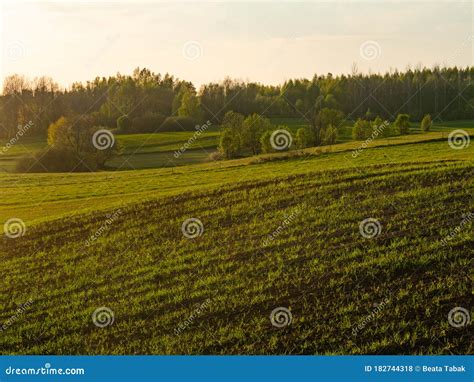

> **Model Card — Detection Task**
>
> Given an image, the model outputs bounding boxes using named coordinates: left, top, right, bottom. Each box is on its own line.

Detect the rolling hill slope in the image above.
left=1, top=131, right=472, bottom=225
left=0, top=136, right=472, bottom=355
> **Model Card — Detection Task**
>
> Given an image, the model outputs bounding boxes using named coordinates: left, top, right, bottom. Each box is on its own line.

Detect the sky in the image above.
left=1, top=1, right=472, bottom=90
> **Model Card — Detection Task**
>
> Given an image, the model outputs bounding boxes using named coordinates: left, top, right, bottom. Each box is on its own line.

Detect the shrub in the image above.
left=421, top=114, right=432, bottom=132
left=219, top=128, right=241, bottom=159
left=381, top=121, right=396, bottom=138
left=322, top=124, right=338, bottom=145
left=15, top=148, right=99, bottom=173
left=319, top=108, right=344, bottom=129
left=131, top=112, right=166, bottom=133
left=91, top=110, right=114, bottom=128
left=177, top=90, right=203, bottom=122
left=48, top=115, right=116, bottom=153
left=17, top=116, right=118, bottom=173
left=158, top=116, right=198, bottom=132
left=116, top=115, right=132, bottom=133
left=394, top=114, right=410, bottom=135
left=241, top=114, right=272, bottom=155
left=221, top=111, right=244, bottom=131
left=371, top=117, right=391, bottom=138
left=372, top=116, right=383, bottom=131
left=352, top=118, right=372, bottom=140
left=295, top=128, right=311, bottom=149
left=209, top=151, right=224, bottom=161
left=260, top=130, right=274, bottom=153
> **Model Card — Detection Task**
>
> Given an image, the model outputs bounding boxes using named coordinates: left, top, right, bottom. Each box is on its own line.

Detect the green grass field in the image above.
left=0, top=122, right=472, bottom=354
left=0, top=118, right=468, bottom=173
left=1, top=129, right=471, bottom=225
left=0, top=126, right=221, bottom=172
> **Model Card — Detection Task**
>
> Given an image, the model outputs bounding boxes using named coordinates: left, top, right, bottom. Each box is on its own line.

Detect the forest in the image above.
left=1, top=66, right=473, bottom=140
left=1, top=66, right=472, bottom=172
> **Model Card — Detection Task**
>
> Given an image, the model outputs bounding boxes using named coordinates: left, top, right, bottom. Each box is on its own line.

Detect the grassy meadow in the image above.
left=0, top=118, right=467, bottom=172
left=0, top=121, right=472, bottom=354
left=0, top=126, right=221, bottom=172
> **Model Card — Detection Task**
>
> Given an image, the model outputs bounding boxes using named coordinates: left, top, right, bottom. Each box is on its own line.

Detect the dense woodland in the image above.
left=0, top=66, right=472, bottom=172
left=1, top=66, right=473, bottom=140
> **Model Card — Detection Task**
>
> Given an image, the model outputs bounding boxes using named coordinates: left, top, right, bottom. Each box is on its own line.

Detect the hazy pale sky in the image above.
left=1, top=1, right=472, bottom=89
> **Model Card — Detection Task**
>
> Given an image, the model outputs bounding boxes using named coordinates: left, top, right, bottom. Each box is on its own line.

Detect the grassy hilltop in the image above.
left=0, top=123, right=472, bottom=355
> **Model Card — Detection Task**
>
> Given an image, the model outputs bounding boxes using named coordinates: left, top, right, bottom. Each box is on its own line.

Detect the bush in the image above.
left=15, top=148, right=99, bottom=173
left=177, top=90, right=203, bottom=122
left=371, top=117, right=392, bottom=138
left=241, top=114, right=272, bottom=155
left=219, top=128, right=241, bottom=159
left=221, top=111, right=244, bottom=131
left=421, top=114, right=432, bottom=132
left=394, top=114, right=410, bottom=135
left=372, top=116, right=383, bottom=131
left=17, top=116, right=118, bottom=173
left=322, top=124, right=338, bottom=145
left=116, top=115, right=132, bottom=133
left=295, top=128, right=311, bottom=149
left=260, top=130, right=274, bottom=153
left=91, top=110, right=114, bottom=128
left=352, top=118, right=372, bottom=140
left=158, top=116, right=199, bottom=132
left=381, top=121, right=396, bottom=138
left=48, top=115, right=97, bottom=149
left=319, top=108, right=344, bottom=129
left=209, top=151, right=223, bottom=161
left=131, top=112, right=166, bottom=133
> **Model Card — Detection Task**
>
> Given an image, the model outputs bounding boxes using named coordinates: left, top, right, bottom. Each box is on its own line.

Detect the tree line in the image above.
left=0, top=65, right=471, bottom=171
left=217, top=109, right=432, bottom=160
left=1, top=66, right=472, bottom=140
